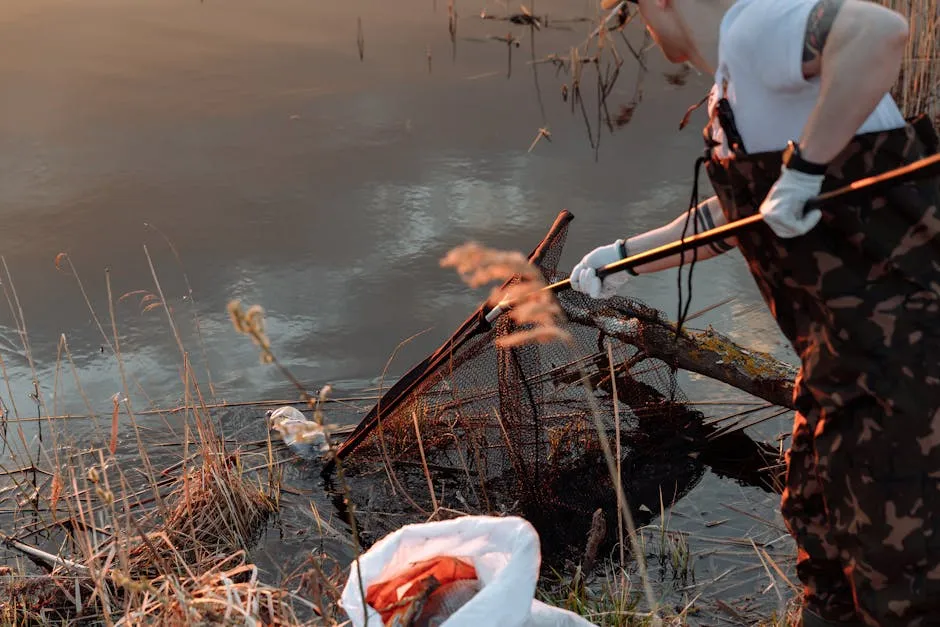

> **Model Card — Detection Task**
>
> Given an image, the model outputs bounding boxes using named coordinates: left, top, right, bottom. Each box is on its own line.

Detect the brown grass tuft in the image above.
left=124, top=452, right=277, bottom=578
left=118, top=553, right=303, bottom=626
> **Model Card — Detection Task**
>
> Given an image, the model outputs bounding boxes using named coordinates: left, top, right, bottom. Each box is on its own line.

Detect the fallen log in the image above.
left=563, top=300, right=797, bottom=410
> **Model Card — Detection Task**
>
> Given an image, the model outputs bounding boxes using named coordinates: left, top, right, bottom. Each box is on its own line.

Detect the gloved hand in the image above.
left=759, top=166, right=825, bottom=238
left=570, top=240, right=630, bottom=299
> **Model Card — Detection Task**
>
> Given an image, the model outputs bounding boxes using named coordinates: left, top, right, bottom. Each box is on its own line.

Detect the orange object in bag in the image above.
left=365, top=556, right=478, bottom=625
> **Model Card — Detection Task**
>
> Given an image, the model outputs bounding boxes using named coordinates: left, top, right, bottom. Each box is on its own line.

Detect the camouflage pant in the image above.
left=701, top=108, right=940, bottom=624
left=782, top=361, right=940, bottom=626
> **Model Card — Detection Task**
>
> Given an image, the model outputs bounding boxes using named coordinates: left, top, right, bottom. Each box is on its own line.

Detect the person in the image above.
left=570, top=0, right=940, bottom=624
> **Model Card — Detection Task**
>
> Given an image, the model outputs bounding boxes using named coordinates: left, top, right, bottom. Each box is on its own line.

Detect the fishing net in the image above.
left=326, top=211, right=779, bottom=555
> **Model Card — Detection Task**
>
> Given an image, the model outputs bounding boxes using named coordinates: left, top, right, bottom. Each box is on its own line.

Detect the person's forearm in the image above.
left=626, top=196, right=736, bottom=274
left=799, top=1, right=908, bottom=164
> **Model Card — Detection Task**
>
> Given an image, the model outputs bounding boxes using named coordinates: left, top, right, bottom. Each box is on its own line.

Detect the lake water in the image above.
left=0, top=0, right=800, bottom=620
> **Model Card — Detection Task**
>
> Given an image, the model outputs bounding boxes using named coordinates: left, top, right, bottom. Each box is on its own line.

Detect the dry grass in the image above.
left=0, top=251, right=327, bottom=625
left=0, top=375, right=297, bottom=625
left=880, top=0, right=940, bottom=124
left=117, top=553, right=302, bottom=626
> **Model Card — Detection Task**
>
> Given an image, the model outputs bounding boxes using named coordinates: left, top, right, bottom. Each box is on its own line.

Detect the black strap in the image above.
left=617, top=239, right=639, bottom=275
left=715, top=97, right=747, bottom=155
left=675, top=154, right=708, bottom=338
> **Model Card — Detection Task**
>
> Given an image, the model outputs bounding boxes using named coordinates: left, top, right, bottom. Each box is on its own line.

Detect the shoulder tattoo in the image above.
left=802, top=0, right=845, bottom=76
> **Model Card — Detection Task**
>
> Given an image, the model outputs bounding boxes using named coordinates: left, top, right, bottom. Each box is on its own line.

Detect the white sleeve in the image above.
left=729, top=0, right=820, bottom=92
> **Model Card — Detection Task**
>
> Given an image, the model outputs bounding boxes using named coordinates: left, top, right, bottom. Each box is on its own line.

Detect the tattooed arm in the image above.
left=798, top=0, right=908, bottom=164
left=626, top=196, right=736, bottom=274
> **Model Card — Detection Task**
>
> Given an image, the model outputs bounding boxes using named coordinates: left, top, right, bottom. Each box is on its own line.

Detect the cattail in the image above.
left=441, top=242, right=572, bottom=348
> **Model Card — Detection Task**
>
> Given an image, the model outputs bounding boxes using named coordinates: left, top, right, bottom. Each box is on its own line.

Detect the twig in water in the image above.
left=595, top=60, right=603, bottom=161
left=606, top=341, right=626, bottom=573
left=0, top=350, right=17, bottom=427
left=357, top=17, right=364, bottom=61
left=143, top=222, right=218, bottom=399
left=411, top=410, right=438, bottom=512
left=448, top=0, right=457, bottom=62
left=107, top=267, right=168, bottom=517
left=31, top=381, right=41, bottom=449
left=1, top=258, right=42, bottom=420
left=750, top=537, right=784, bottom=605
left=685, top=296, right=737, bottom=322
left=527, top=127, right=552, bottom=153
left=708, top=407, right=791, bottom=439
left=55, top=252, right=164, bottom=423
left=722, top=503, right=787, bottom=534
left=527, top=0, right=547, bottom=124
left=109, top=394, right=119, bottom=456
left=1, top=532, right=90, bottom=576
left=582, top=508, right=606, bottom=574
left=715, top=598, right=750, bottom=624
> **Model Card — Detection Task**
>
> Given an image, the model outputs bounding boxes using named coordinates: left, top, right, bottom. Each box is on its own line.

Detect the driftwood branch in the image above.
left=1, top=531, right=90, bottom=576
left=666, top=326, right=796, bottom=410
left=563, top=301, right=797, bottom=410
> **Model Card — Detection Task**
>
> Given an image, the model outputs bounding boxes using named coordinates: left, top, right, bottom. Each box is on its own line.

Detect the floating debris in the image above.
left=527, top=127, right=552, bottom=153
left=615, top=103, right=637, bottom=128
left=663, top=64, right=691, bottom=86
left=267, top=406, right=328, bottom=460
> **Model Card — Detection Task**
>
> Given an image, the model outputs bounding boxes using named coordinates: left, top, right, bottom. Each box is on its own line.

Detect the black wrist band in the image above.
left=782, top=140, right=828, bottom=176
left=617, top=239, right=639, bottom=276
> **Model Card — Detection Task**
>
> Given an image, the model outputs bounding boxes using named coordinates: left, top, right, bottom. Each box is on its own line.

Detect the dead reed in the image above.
left=879, top=0, right=940, bottom=124
left=0, top=372, right=288, bottom=624
left=0, top=248, right=319, bottom=625
left=439, top=241, right=572, bottom=348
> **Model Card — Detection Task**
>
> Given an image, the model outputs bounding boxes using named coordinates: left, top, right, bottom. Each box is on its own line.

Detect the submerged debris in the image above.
left=268, top=406, right=329, bottom=461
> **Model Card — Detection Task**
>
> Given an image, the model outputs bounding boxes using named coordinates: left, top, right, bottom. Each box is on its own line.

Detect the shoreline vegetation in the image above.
left=0, top=3, right=937, bottom=625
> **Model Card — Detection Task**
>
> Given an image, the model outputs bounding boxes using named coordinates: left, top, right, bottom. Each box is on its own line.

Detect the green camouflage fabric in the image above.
left=704, top=113, right=940, bottom=626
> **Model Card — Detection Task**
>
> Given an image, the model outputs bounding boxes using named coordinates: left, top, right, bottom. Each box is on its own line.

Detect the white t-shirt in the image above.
left=708, top=0, right=906, bottom=158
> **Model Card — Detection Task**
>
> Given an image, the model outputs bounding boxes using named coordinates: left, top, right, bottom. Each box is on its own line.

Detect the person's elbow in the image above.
left=873, top=9, right=909, bottom=58
left=848, top=4, right=909, bottom=67
left=871, top=11, right=908, bottom=90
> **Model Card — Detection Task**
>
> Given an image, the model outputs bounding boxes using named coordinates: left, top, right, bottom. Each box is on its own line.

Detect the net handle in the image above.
left=485, top=151, right=940, bottom=323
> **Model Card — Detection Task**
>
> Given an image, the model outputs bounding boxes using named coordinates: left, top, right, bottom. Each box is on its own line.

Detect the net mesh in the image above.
left=331, top=211, right=777, bottom=555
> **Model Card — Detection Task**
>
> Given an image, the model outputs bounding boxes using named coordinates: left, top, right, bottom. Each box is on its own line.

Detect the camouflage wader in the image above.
left=703, top=104, right=940, bottom=626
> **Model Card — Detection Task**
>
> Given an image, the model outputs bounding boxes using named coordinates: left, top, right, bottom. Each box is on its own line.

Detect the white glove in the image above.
left=570, top=240, right=630, bottom=299
left=759, top=166, right=825, bottom=238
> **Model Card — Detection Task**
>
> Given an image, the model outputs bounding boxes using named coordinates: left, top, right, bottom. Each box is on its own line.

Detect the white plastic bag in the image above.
left=340, top=515, right=597, bottom=627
